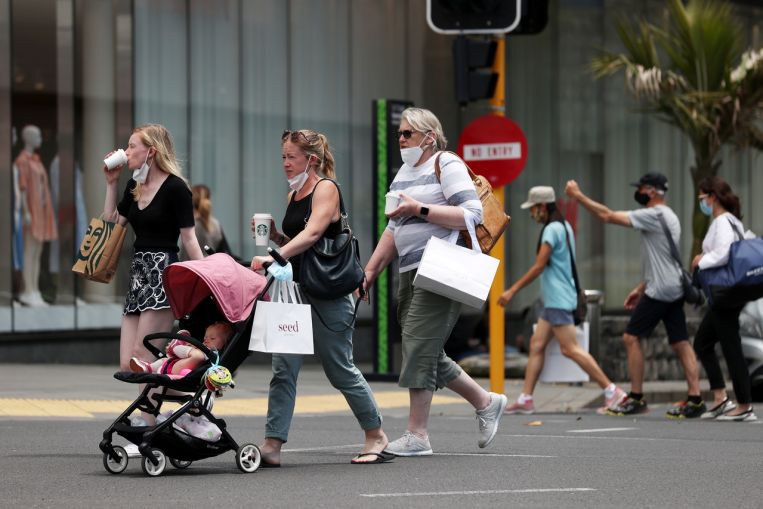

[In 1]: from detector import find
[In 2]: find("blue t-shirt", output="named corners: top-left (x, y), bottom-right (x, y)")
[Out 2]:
top-left (540, 221), bottom-right (577, 311)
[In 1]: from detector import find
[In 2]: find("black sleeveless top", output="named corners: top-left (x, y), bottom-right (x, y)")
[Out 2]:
top-left (282, 186), bottom-right (343, 282)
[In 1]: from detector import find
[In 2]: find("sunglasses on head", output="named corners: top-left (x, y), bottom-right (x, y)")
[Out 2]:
top-left (281, 129), bottom-right (317, 143)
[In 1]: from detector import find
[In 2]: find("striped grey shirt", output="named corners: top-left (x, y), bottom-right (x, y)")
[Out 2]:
top-left (387, 151), bottom-right (482, 272)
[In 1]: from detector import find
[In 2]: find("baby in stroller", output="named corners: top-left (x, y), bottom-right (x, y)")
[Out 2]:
top-left (129, 321), bottom-right (233, 377)
top-left (99, 253), bottom-right (270, 477)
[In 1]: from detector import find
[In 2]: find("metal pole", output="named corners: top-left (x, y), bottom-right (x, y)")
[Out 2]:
top-left (488, 36), bottom-right (506, 394)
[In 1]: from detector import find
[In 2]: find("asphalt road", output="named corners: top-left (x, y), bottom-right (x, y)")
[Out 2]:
top-left (2, 409), bottom-right (761, 509)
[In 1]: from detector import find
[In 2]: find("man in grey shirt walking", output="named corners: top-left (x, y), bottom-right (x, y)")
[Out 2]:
top-left (565, 173), bottom-right (704, 418)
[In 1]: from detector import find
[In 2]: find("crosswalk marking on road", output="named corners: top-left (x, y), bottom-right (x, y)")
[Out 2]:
top-left (0, 391), bottom-right (463, 418)
top-left (567, 427), bottom-right (638, 433)
top-left (360, 488), bottom-right (597, 498)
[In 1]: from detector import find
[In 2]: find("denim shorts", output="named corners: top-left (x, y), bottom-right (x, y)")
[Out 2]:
top-left (540, 307), bottom-right (575, 326)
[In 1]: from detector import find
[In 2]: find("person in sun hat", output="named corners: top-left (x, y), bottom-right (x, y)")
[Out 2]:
top-left (498, 186), bottom-right (627, 415)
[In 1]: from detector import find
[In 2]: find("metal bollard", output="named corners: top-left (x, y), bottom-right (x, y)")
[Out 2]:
top-left (585, 290), bottom-right (604, 361)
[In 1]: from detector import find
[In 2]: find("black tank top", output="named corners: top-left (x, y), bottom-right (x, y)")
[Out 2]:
top-left (282, 186), bottom-right (342, 282)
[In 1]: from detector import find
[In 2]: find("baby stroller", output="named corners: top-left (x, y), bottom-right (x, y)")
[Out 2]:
top-left (99, 253), bottom-right (272, 476)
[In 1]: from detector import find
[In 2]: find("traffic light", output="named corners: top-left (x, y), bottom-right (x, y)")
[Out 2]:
top-left (453, 36), bottom-right (499, 105)
top-left (512, 0), bottom-right (548, 35)
top-left (427, 0), bottom-right (548, 36)
top-left (427, 0), bottom-right (521, 34)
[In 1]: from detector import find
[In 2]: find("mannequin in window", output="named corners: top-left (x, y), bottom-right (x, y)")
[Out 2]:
top-left (12, 127), bottom-right (23, 297)
top-left (15, 125), bottom-right (58, 307)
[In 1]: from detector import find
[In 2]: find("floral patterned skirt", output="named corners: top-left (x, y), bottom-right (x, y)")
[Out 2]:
top-left (123, 250), bottom-right (178, 315)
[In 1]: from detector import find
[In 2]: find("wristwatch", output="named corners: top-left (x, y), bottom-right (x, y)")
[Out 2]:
top-left (420, 205), bottom-right (430, 218)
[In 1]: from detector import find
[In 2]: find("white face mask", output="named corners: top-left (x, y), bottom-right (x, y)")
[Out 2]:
top-left (133, 151), bottom-right (151, 184)
top-left (400, 133), bottom-right (432, 167)
top-left (287, 156), bottom-right (313, 191)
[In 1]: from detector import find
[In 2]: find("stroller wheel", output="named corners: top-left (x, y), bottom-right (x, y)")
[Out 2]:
top-left (141, 449), bottom-right (167, 477)
top-left (102, 445), bottom-right (128, 474)
top-left (236, 443), bottom-right (261, 473)
top-left (169, 458), bottom-right (192, 469)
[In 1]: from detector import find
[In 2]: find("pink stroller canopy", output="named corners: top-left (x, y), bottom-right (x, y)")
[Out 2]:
top-left (164, 253), bottom-right (267, 323)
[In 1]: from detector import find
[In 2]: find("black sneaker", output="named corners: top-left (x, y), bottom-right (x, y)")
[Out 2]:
top-left (607, 396), bottom-right (648, 416)
top-left (666, 400), bottom-right (706, 419)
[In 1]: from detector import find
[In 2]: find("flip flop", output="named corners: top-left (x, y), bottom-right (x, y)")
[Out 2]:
top-left (351, 451), bottom-right (394, 465)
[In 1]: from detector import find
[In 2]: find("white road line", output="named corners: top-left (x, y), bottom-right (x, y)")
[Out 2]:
top-left (282, 446), bottom-right (554, 458)
top-left (360, 488), bottom-right (596, 498)
top-left (567, 427), bottom-right (637, 433)
top-left (502, 433), bottom-right (696, 442)
top-left (435, 452), bottom-right (556, 458)
top-left (284, 444), bottom-right (360, 453)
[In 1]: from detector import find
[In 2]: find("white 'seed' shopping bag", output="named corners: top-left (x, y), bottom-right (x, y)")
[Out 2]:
top-left (249, 280), bottom-right (314, 355)
top-left (538, 322), bottom-right (590, 383)
top-left (413, 211), bottom-right (500, 309)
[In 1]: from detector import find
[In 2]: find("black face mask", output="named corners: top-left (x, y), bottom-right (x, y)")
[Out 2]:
top-left (634, 190), bottom-right (650, 206)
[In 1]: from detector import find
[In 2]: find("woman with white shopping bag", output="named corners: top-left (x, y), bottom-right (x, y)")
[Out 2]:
top-left (496, 186), bottom-right (627, 415)
top-left (250, 129), bottom-right (391, 465)
top-left (363, 107), bottom-right (508, 457)
top-left (692, 177), bottom-right (757, 421)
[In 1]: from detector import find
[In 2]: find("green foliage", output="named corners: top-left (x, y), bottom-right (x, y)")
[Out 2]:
top-left (591, 0), bottom-right (763, 253)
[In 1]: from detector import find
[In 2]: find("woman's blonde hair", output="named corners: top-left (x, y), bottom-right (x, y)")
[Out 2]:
top-left (281, 129), bottom-right (336, 179)
top-left (192, 184), bottom-right (212, 231)
top-left (401, 107), bottom-right (448, 150)
top-left (130, 123), bottom-right (188, 201)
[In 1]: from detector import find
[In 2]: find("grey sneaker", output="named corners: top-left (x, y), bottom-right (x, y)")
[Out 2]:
top-left (476, 393), bottom-right (508, 448)
top-left (384, 431), bottom-right (433, 457)
top-left (700, 398), bottom-right (736, 419)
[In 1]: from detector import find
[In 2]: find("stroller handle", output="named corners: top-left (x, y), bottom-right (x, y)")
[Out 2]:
top-left (267, 247), bottom-right (288, 267)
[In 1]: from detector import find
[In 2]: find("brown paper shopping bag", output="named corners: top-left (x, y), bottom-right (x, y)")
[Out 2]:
top-left (71, 217), bottom-right (127, 283)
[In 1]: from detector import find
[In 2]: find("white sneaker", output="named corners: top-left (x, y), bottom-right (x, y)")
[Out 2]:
top-left (124, 443), bottom-right (141, 458)
top-left (384, 431), bottom-right (433, 457)
top-left (476, 392), bottom-right (508, 448)
top-left (604, 386), bottom-right (627, 411)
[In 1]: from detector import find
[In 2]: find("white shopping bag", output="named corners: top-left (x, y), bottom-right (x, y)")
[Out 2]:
top-left (538, 322), bottom-right (590, 383)
top-left (413, 222), bottom-right (499, 309)
top-left (249, 280), bottom-right (314, 355)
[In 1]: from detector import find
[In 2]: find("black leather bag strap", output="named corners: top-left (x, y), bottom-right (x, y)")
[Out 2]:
top-left (303, 178), bottom-right (349, 229)
top-left (300, 288), bottom-right (364, 334)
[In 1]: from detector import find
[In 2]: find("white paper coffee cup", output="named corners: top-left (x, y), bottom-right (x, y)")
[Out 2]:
top-left (104, 149), bottom-right (128, 170)
top-left (385, 191), bottom-right (401, 215)
top-left (253, 213), bottom-right (273, 246)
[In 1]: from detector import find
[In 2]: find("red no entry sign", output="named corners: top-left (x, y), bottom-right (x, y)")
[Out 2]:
top-left (456, 115), bottom-right (528, 188)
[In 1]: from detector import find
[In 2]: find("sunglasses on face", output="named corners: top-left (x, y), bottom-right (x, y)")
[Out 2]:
top-left (397, 129), bottom-right (419, 139)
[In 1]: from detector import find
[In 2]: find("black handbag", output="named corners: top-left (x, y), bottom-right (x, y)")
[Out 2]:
top-left (299, 179), bottom-right (365, 300)
top-left (656, 212), bottom-right (706, 306)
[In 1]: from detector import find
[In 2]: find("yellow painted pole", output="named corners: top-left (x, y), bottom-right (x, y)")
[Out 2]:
top-left (488, 36), bottom-right (506, 394)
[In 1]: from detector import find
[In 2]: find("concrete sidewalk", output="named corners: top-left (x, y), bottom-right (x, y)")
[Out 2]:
top-left (0, 361), bottom-right (695, 419)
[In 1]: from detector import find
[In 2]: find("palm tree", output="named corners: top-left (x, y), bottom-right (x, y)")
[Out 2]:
top-left (592, 0), bottom-right (763, 254)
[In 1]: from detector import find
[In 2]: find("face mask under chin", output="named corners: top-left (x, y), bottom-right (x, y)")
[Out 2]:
top-left (287, 157), bottom-right (313, 191)
top-left (400, 133), bottom-right (432, 166)
top-left (132, 152), bottom-right (151, 184)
